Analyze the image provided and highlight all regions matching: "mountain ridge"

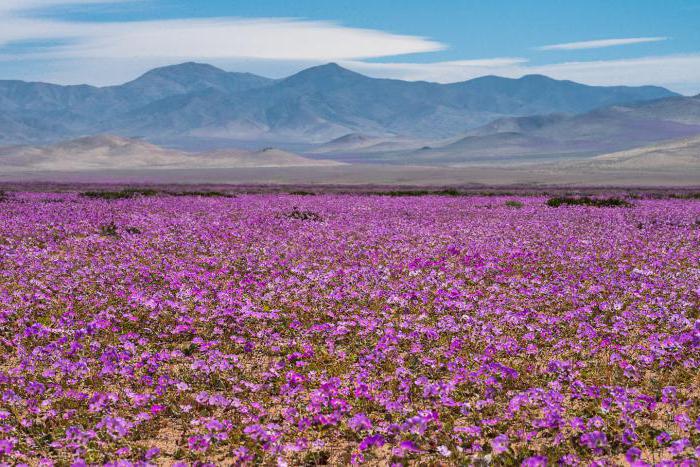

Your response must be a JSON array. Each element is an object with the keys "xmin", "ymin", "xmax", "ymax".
[{"xmin": 0, "ymin": 62, "xmax": 679, "ymax": 146}]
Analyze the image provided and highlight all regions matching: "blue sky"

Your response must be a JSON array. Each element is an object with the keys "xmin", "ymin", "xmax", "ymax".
[{"xmin": 1, "ymin": 0, "xmax": 700, "ymax": 93}]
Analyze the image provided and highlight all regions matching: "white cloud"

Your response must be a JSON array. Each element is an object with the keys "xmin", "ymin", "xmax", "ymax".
[
  {"xmin": 537, "ymin": 37, "xmax": 667, "ymax": 51},
  {"xmin": 0, "ymin": 2, "xmax": 444, "ymax": 61}
]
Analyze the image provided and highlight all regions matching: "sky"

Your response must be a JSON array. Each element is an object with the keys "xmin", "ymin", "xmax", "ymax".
[{"xmin": 1, "ymin": 0, "xmax": 700, "ymax": 94}]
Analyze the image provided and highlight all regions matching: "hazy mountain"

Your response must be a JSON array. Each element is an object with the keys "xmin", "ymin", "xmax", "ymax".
[
  {"xmin": 117, "ymin": 64, "xmax": 676, "ymax": 142},
  {"xmin": 580, "ymin": 134, "xmax": 700, "ymax": 169},
  {"xmin": 310, "ymin": 133, "xmax": 429, "ymax": 155},
  {"xmin": 0, "ymin": 135, "xmax": 340, "ymax": 171},
  {"xmin": 114, "ymin": 62, "xmax": 274, "ymax": 102},
  {"xmin": 0, "ymin": 63, "xmax": 274, "ymax": 144},
  {"xmin": 200, "ymin": 147, "xmax": 342, "ymax": 167},
  {"xmin": 0, "ymin": 135, "xmax": 188, "ymax": 170},
  {"xmin": 387, "ymin": 94, "xmax": 700, "ymax": 166},
  {"xmin": 0, "ymin": 62, "xmax": 678, "ymax": 145}
]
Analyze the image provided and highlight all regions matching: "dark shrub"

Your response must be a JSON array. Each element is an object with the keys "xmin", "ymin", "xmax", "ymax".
[
  {"xmin": 289, "ymin": 191, "xmax": 317, "ymax": 196},
  {"xmin": 546, "ymin": 196, "xmax": 632, "ymax": 208},
  {"xmin": 99, "ymin": 221, "xmax": 119, "ymax": 237},
  {"xmin": 170, "ymin": 191, "xmax": 233, "ymax": 198},
  {"xmin": 303, "ymin": 450, "xmax": 330, "ymax": 466},
  {"xmin": 285, "ymin": 207, "xmax": 323, "ymax": 221},
  {"xmin": 382, "ymin": 188, "xmax": 463, "ymax": 197},
  {"xmin": 81, "ymin": 188, "xmax": 159, "ymax": 200},
  {"xmin": 670, "ymin": 192, "xmax": 700, "ymax": 200}
]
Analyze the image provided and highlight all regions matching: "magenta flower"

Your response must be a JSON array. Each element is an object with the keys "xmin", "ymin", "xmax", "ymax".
[
  {"xmin": 491, "ymin": 434, "xmax": 509, "ymax": 454},
  {"xmin": 347, "ymin": 413, "xmax": 372, "ymax": 432},
  {"xmin": 522, "ymin": 455, "xmax": 547, "ymax": 466}
]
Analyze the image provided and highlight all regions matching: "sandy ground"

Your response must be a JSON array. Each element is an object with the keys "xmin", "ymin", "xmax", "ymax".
[{"xmin": 1, "ymin": 164, "xmax": 699, "ymax": 187}]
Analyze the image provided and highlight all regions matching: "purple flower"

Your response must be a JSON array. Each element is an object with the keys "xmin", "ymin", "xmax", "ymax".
[
  {"xmin": 669, "ymin": 438, "xmax": 690, "ymax": 456},
  {"xmin": 522, "ymin": 456, "xmax": 547, "ymax": 466},
  {"xmin": 359, "ymin": 434, "xmax": 385, "ymax": 451},
  {"xmin": 144, "ymin": 447, "xmax": 160, "ymax": 460},
  {"xmin": 674, "ymin": 413, "xmax": 691, "ymax": 432},
  {"xmin": 580, "ymin": 431, "xmax": 608, "ymax": 454},
  {"xmin": 625, "ymin": 447, "xmax": 641, "ymax": 463},
  {"xmin": 0, "ymin": 438, "xmax": 15, "ymax": 455},
  {"xmin": 393, "ymin": 440, "xmax": 421, "ymax": 457},
  {"xmin": 490, "ymin": 434, "xmax": 509, "ymax": 454},
  {"xmin": 347, "ymin": 413, "xmax": 372, "ymax": 432}
]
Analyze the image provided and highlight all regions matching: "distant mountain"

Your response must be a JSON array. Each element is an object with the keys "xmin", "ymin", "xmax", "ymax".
[
  {"xmin": 0, "ymin": 135, "xmax": 340, "ymax": 171},
  {"xmin": 310, "ymin": 133, "xmax": 428, "ymax": 155},
  {"xmin": 201, "ymin": 147, "xmax": 342, "ymax": 167},
  {"xmin": 0, "ymin": 135, "xmax": 188, "ymax": 170},
  {"xmin": 0, "ymin": 63, "xmax": 274, "ymax": 145},
  {"xmin": 384, "ymin": 94, "xmax": 700, "ymax": 166},
  {"xmin": 580, "ymin": 134, "xmax": 700, "ymax": 170},
  {"xmin": 0, "ymin": 62, "xmax": 678, "ymax": 146}
]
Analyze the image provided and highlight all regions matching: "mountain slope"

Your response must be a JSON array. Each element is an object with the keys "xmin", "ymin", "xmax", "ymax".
[
  {"xmin": 0, "ymin": 135, "xmax": 341, "ymax": 171},
  {"xmin": 0, "ymin": 62, "xmax": 679, "ymax": 145},
  {"xmin": 119, "ymin": 64, "xmax": 677, "ymax": 142},
  {"xmin": 389, "ymin": 94, "xmax": 700, "ymax": 166},
  {"xmin": 582, "ymin": 135, "xmax": 700, "ymax": 169}
]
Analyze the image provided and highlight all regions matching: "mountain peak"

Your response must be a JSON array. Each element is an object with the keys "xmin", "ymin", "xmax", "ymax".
[
  {"xmin": 285, "ymin": 62, "xmax": 366, "ymax": 83},
  {"xmin": 131, "ymin": 62, "xmax": 228, "ymax": 84},
  {"xmin": 518, "ymin": 74, "xmax": 557, "ymax": 82}
]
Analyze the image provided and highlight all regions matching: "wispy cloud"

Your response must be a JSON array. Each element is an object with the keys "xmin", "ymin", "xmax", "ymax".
[
  {"xmin": 0, "ymin": 2, "xmax": 445, "ymax": 62},
  {"xmin": 537, "ymin": 37, "xmax": 667, "ymax": 51}
]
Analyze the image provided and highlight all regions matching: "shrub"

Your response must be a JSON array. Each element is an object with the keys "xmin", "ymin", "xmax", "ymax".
[
  {"xmin": 670, "ymin": 192, "xmax": 700, "ymax": 200},
  {"xmin": 505, "ymin": 200, "xmax": 524, "ymax": 208},
  {"xmin": 170, "ymin": 191, "xmax": 233, "ymax": 198},
  {"xmin": 285, "ymin": 207, "xmax": 323, "ymax": 221},
  {"xmin": 99, "ymin": 221, "xmax": 119, "ymax": 237},
  {"xmin": 289, "ymin": 191, "xmax": 317, "ymax": 196},
  {"xmin": 381, "ymin": 189, "xmax": 463, "ymax": 197},
  {"xmin": 81, "ymin": 189, "xmax": 159, "ymax": 200},
  {"xmin": 546, "ymin": 196, "xmax": 631, "ymax": 208}
]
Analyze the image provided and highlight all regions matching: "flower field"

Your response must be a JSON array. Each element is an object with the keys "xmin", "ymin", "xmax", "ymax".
[{"xmin": 0, "ymin": 192, "xmax": 698, "ymax": 465}]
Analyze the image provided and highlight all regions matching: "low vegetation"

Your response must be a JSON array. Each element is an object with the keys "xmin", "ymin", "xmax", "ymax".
[
  {"xmin": 546, "ymin": 196, "xmax": 632, "ymax": 208},
  {"xmin": 169, "ymin": 190, "xmax": 233, "ymax": 198},
  {"xmin": 377, "ymin": 188, "xmax": 463, "ymax": 197},
  {"xmin": 284, "ymin": 206, "xmax": 324, "ymax": 221},
  {"xmin": 0, "ymin": 193, "xmax": 697, "ymax": 465},
  {"xmin": 81, "ymin": 188, "xmax": 159, "ymax": 200}
]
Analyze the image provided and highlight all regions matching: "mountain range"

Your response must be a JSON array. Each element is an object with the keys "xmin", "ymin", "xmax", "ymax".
[{"xmin": 0, "ymin": 62, "xmax": 678, "ymax": 146}]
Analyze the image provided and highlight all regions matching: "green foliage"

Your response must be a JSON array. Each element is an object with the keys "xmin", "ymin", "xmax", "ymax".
[{"xmin": 505, "ymin": 200, "xmax": 524, "ymax": 208}]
